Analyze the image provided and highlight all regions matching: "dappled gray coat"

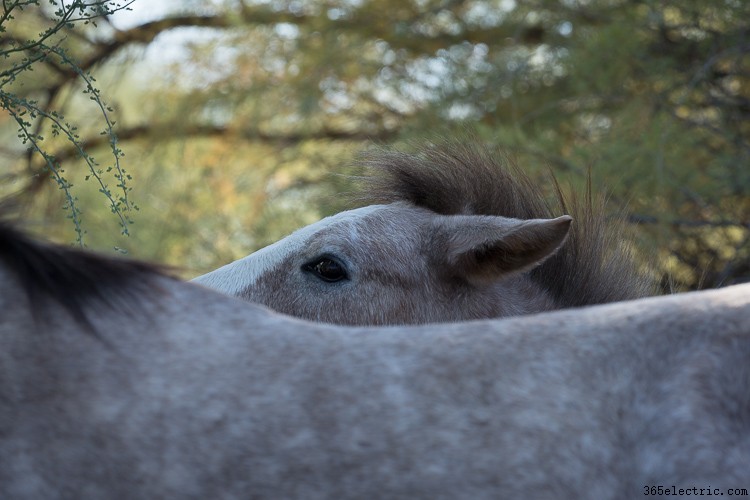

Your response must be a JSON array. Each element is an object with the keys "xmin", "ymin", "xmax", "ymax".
[{"xmin": 1, "ymin": 221, "xmax": 748, "ymax": 498}]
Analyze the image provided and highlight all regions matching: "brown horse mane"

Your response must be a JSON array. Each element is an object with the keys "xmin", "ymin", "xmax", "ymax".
[
  {"xmin": 353, "ymin": 139, "xmax": 653, "ymax": 308},
  {"xmin": 0, "ymin": 218, "xmax": 172, "ymax": 330}
]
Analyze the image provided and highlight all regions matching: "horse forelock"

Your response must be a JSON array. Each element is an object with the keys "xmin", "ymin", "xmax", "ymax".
[
  {"xmin": 0, "ymin": 220, "xmax": 171, "ymax": 331},
  {"xmin": 353, "ymin": 140, "xmax": 653, "ymax": 307}
]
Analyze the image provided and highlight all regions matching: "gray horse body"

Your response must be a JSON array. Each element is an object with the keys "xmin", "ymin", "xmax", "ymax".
[{"xmin": 1, "ymin": 223, "xmax": 748, "ymax": 498}]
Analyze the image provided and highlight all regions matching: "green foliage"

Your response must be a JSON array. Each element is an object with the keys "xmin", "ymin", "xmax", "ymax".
[
  {"xmin": 0, "ymin": 0, "xmax": 134, "ymax": 245},
  {"xmin": 2, "ymin": 0, "xmax": 748, "ymax": 289}
]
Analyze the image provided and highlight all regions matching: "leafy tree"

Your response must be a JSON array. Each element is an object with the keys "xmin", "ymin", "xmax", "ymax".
[
  {"xmin": 0, "ymin": 0, "xmax": 135, "ymax": 245},
  {"xmin": 2, "ymin": 0, "xmax": 748, "ymax": 289}
]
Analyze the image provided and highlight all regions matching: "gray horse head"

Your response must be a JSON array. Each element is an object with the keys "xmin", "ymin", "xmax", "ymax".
[
  {"xmin": 194, "ymin": 141, "xmax": 651, "ymax": 324},
  {"xmin": 194, "ymin": 202, "xmax": 572, "ymax": 324}
]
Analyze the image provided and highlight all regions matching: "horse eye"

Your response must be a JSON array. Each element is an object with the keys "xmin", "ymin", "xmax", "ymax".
[{"xmin": 302, "ymin": 256, "xmax": 348, "ymax": 283}]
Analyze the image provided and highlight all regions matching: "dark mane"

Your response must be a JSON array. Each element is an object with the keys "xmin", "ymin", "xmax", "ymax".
[
  {"xmin": 353, "ymin": 140, "xmax": 653, "ymax": 308},
  {"xmin": 0, "ymin": 220, "xmax": 173, "ymax": 329}
]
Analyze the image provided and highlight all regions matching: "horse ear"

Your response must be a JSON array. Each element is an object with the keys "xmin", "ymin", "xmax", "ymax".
[{"xmin": 431, "ymin": 214, "xmax": 572, "ymax": 284}]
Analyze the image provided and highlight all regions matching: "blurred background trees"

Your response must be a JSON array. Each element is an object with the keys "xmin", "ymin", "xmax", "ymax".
[{"xmin": 1, "ymin": 0, "xmax": 748, "ymax": 290}]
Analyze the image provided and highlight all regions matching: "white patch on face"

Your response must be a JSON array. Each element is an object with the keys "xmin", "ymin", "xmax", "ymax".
[{"xmin": 191, "ymin": 205, "xmax": 387, "ymax": 296}]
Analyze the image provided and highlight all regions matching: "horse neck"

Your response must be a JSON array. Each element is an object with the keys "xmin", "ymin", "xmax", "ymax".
[{"xmin": 483, "ymin": 274, "xmax": 559, "ymax": 318}]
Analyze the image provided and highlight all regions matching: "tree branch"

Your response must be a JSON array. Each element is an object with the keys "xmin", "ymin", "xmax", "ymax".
[{"xmin": 22, "ymin": 123, "xmax": 399, "ymax": 182}]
